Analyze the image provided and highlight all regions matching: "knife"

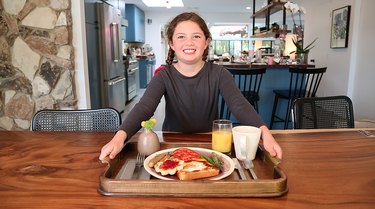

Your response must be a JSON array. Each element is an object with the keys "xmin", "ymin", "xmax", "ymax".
[
  {"xmin": 232, "ymin": 158, "xmax": 247, "ymax": 180},
  {"xmin": 244, "ymin": 159, "xmax": 258, "ymax": 180}
]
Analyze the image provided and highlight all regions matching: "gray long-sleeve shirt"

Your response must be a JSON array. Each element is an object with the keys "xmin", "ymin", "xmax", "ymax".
[{"xmin": 120, "ymin": 62, "xmax": 265, "ymax": 138}]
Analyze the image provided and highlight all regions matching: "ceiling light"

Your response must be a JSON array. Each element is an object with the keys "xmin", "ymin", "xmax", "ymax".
[{"xmin": 142, "ymin": 0, "xmax": 184, "ymax": 8}]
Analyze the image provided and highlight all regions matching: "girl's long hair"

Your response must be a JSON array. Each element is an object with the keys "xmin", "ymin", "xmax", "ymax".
[{"xmin": 165, "ymin": 12, "xmax": 212, "ymax": 65}]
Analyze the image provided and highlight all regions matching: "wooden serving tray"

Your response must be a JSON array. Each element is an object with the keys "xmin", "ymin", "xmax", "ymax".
[{"xmin": 98, "ymin": 142, "xmax": 288, "ymax": 197}]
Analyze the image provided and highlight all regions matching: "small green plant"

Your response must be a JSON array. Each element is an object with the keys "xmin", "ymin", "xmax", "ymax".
[
  {"xmin": 141, "ymin": 118, "xmax": 157, "ymax": 130},
  {"xmin": 290, "ymin": 37, "xmax": 317, "ymax": 54}
]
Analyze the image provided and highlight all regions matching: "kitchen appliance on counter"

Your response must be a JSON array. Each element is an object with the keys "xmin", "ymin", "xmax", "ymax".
[
  {"xmin": 125, "ymin": 59, "xmax": 138, "ymax": 102},
  {"xmin": 93, "ymin": 2, "xmax": 127, "ymax": 113}
]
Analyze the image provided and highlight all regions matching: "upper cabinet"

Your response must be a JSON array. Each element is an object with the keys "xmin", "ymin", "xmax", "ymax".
[
  {"xmin": 102, "ymin": 0, "xmax": 120, "ymax": 9},
  {"xmin": 118, "ymin": 0, "xmax": 125, "ymax": 17},
  {"xmin": 101, "ymin": 0, "xmax": 126, "ymax": 17},
  {"xmin": 125, "ymin": 4, "xmax": 145, "ymax": 43},
  {"xmin": 251, "ymin": 0, "xmax": 290, "ymax": 38}
]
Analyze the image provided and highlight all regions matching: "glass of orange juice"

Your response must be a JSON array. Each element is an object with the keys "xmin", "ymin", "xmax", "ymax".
[{"xmin": 212, "ymin": 119, "xmax": 233, "ymax": 155}]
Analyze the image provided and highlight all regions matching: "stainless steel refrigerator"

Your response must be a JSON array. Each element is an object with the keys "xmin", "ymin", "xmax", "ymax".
[{"xmin": 95, "ymin": 2, "xmax": 127, "ymax": 113}]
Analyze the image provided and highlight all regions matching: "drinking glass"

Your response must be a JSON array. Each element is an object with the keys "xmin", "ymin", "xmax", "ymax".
[{"xmin": 212, "ymin": 119, "xmax": 233, "ymax": 155}]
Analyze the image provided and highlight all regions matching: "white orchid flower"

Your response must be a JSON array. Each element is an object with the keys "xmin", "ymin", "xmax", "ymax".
[
  {"xmin": 284, "ymin": 1, "xmax": 306, "ymax": 29},
  {"xmin": 284, "ymin": 1, "xmax": 292, "ymax": 10},
  {"xmin": 290, "ymin": 4, "xmax": 300, "ymax": 13}
]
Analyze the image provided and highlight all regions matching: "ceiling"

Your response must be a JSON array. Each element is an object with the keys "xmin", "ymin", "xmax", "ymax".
[{"xmin": 124, "ymin": 0, "xmax": 254, "ymax": 13}]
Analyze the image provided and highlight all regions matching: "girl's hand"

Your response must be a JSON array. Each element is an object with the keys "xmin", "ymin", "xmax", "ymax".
[
  {"xmin": 259, "ymin": 126, "xmax": 283, "ymax": 159},
  {"xmin": 99, "ymin": 130, "xmax": 127, "ymax": 162}
]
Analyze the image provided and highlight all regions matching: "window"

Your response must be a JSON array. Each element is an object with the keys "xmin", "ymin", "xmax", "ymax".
[
  {"xmin": 210, "ymin": 24, "xmax": 251, "ymax": 56},
  {"xmin": 209, "ymin": 24, "xmax": 277, "ymax": 57},
  {"xmin": 210, "ymin": 25, "xmax": 249, "ymax": 39}
]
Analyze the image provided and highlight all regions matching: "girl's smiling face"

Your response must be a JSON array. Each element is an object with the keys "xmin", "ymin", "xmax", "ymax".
[{"xmin": 169, "ymin": 20, "xmax": 210, "ymax": 65}]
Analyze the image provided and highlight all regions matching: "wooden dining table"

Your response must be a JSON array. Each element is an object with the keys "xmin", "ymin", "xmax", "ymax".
[{"xmin": 1, "ymin": 129, "xmax": 374, "ymax": 209}]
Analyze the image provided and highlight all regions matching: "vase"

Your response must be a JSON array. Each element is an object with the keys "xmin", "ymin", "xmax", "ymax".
[
  {"xmin": 296, "ymin": 53, "xmax": 308, "ymax": 64},
  {"xmin": 137, "ymin": 129, "xmax": 160, "ymax": 156}
]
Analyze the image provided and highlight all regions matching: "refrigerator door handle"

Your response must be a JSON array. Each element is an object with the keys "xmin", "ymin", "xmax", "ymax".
[
  {"xmin": 128, "ymin": 67, "xmax": 138, "ymax": 75},
  {"xmin": 108, "ymin": 77, "xmax": 125, "ymax": 86},
  {"xmin": 110, "ymin": 22, "xmax": 120, "ymax": 63}
]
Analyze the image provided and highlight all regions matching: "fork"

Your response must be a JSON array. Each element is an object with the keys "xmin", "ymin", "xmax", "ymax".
[{"xmin": 132, "ymin": 153, "xmax": 145, "ymax": 179}]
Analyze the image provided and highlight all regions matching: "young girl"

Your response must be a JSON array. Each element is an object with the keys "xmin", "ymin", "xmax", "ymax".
[{"xmin": 99, "ymin": 12, "xmax": 282, "ymax": 161}]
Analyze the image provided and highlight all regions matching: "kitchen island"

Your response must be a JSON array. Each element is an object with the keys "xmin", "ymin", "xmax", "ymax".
[
  {"xmin": 215, "ymin": 62, "xmax": 316, "ymax": 129},
  {"xmin": 216, "ymin": 61, "xmax": 314, "ymax": 69}
]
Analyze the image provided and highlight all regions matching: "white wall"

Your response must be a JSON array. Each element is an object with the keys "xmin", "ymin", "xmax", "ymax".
[
  {"xmin": 72, "ymin": 0, "xmax": 91, "ymax": 109},
  {"xmin": 303, "ymin": 0, "xmax": 352, "ymax": 96},
  {"xmin": 304, "ymin": 0, "xmax": 375, "ymax": 121},
  {"xmin": 350, "ymin": 0, "xmax": 375, "ymax": 120}
]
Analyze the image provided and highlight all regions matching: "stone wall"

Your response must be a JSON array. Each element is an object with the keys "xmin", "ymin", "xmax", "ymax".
[{"xmin": 0, "ymin": 0, "xmax": 76, "ymax": 130}]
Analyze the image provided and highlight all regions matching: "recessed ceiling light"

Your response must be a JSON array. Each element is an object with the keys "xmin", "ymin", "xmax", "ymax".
[
  {"xmin": 246, "ymin": 6, "xmax": 251, "ymax": 10},
  {"xmin": 142, "ymin": 0, "xmax": 184, "ymax": 8}
]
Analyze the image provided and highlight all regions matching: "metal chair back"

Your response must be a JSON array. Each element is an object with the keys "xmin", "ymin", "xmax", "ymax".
[
  {"xmin": 292, "ymin": 95, "xmax": 354, "ymax": 129},
  {"xmin": 32, "ymin": 108, "xmax": 121, "ymax": 132}
]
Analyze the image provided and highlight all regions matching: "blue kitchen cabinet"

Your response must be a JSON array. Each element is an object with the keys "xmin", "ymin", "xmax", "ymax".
[
  {"xmin": 125, "ymin": 4, "xmax": 145, "ymax": 43},
  {"xmin": 138, "ymin": 59, "xmax": 148, "ymax": 88},
  {"xmin": 138, "ymin": 57, "xmax": 155, "ymax": 88}
]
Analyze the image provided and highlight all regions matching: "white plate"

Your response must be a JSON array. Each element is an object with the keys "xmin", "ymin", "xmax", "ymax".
[{"xmin": 144, "ymin": 147, "xmax": 235, "ymax": 180}]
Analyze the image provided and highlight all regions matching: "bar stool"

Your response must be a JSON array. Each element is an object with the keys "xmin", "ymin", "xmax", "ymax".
[
  {"xmin": 220, "ymin": 67, "xmax": 266, "ymax": 120},
  {"xmin": 269, "ymin": 67, "xmax": 327, "ymax": 129}
]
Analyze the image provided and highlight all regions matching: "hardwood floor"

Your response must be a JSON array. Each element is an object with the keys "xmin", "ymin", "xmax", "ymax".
[{"xmin": 121, "ymin": 89, "xmax": 165, "ymax": 131}]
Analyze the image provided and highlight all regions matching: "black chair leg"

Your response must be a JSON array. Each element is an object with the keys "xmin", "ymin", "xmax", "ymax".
[
  {"xmin": 219, "ymin": 97, "xmax": 225, "ymax": 119},
  {"xmin": 254, "ymin": 101, "xmax": 259, "ymax": 112},
  {"xmin": 284, "ymin": 99, "xmax": 292, "ymax": 129},
  {"xmin": 270, "ymin": 94, "xmax": 279, "ymax": 129},
  {"xmin": 226, "ymin": 111, "xmax": 231, "ymax": 120}
]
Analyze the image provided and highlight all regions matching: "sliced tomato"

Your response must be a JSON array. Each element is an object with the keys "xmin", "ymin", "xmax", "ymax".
[
  {"xmin": 173, "ymin": 148, "xmax": 201, "ymax": 161},
  {"xmin": 160, "ymin": 159, "xmax": 179, "ymax": 170}
]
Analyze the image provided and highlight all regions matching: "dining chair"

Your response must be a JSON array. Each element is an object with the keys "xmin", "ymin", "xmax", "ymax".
[
  {"xmin": 269, "ymin": 67, "xmax": 327, "ymax": 129},
  {"xmin": 32, "ymin": 108, "xmax": 121, "ymax": 132},
  {"xmin": 292, "ymin": 95, "xmax": 354, "ymax": 129},
  {"xmin": 220, "ymin": 67, "xmax": 266, "ymax": 121}
]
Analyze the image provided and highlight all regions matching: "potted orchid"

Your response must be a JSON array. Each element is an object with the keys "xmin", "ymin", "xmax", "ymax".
[
  {"xmin": 290, "ymin": 37, "xmax": 317, "ymax": 64},
  {"xmin": 290, "ymin": 37, "xmax": 317, "ymax": 55},
  {"xmin": 284, "ymin": 1, "xmax": 317, "ymax": 64},
  {"xmin": 284, "ymin": 1, "xmax": 306, "ymax": 40}
]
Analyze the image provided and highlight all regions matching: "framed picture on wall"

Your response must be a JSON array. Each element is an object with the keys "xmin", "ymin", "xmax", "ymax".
[{"xmin": 330, "ymin": 5, "xmax": 351, "ymax": 48}]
